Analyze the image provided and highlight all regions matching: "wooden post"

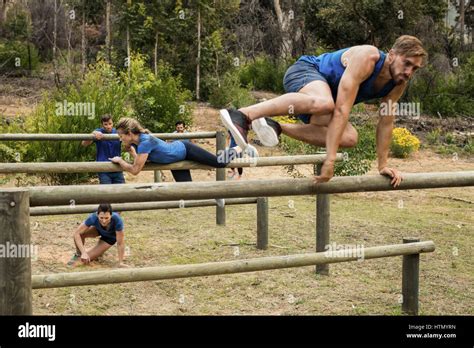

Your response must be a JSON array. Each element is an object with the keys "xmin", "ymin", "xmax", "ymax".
[
  {"xmin": 0, "ymin": 189, "xmax": 32, "ymax": 315},
  {"xmin": 402, "ymin": 237, "xmax": 420, "ymax": 315},
  {"xmin": 315, "ymin": 164, "xmax": 330, "ymax": 275},
  {"xmin": 154, "ymin": 170, "xmax": 162, "ymax": 183},
  {"xmin": 216, "ymin": 130, "xmax": 226, "ymax": 225},
  {"xmin": 256, "ymin": 197, "xmax": 269, "ymax": 250}
]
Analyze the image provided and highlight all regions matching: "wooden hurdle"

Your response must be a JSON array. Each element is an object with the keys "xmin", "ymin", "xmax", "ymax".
[
  {"xmin": 0, "ymin": 186, "xmax": 434, "ymax": 315},
  {"xmin": 30, "ymin": 239, "xmax": 434, "ymax": 317},
  {"xmin": 1, "ymin": 170, "xmax": 472, "ymax": 315},
  {"xmin": 0, "ymin": 154, "xmax": 339, "ymax": 173}
]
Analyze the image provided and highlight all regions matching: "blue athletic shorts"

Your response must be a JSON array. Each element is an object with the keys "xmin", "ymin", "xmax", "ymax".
[{"xmin": 283, "ymin": 60, "xmax": 328, "ymax": 124}]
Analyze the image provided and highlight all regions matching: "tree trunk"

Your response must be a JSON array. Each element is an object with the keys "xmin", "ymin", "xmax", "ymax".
[
  {"xmin": 0, "ymin": 0, "xmax": 8, "ymax": 29},
  {"xmin": 126, "ymin": 0, "xmax": 131, "ymax": 77},
  {"xmin": 27, "ymin": 42, "xmax": 31, "ymax": 75},
  {"xmin": 215, "ymin": 50, "xmax": 220, "ymax": 88},
  {"xmin": 64, "ymin": 3, "xmax": 72, "ymax": 70},
  {"xmin": 273, "ymin": 0, "xmax": 292, "ymax": 59},
  {"xmin": 196, "ymin": 6, "xmax": 201, "ymax": 101},
  {"xmin": 81, "ymin": 1, "xmax": 86, "ymax": 76},
  {"xmin": 105, "ymin": 0, "xmax": 111, "ymax": 63},
  {"xmin": 53, "ymin": 0, "xmax": 60, "ymax": 86},
  {"xmin": 154, "ymin": 30, "xmax": 158, "ymax": 76},
  {"xmin": 460, "ymin": 0, "xmax": 466, "ymax": 50}
]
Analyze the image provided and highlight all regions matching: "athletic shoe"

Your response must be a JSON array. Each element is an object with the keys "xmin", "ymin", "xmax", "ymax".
[
  {"xmin": 219, "ymin": 109, "xmax": 251, "ymax": 151},
  {"xmin": 251, "ymin": 117, "xmax": 281, "ymax": 147},
  {"xmin": 265, "ymin": 117, "xmax": 282, "ymax": 136}
]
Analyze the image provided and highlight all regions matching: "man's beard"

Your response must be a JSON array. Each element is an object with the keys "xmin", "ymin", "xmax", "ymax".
[{"xmin": 389, "ymin": 62, "xmax": 405, "ymax": 85}]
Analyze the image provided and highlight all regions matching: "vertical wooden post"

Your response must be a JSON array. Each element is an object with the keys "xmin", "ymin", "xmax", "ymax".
[
  {"xmin": 256, "ymin": 197, "xmax": 269, "ymax": 250},
  {"xmin": 315, "ymin": 164, "xmax": 330, "ymax": 275},
  {"xmin": 154, "ymin": 170, "xmax": 162, "ymax": 183},
  {"xmin": 402, "ymin": 237, "xmax": 420, "ymax": 315},
  {"xmin": 216, "ymin": 131, "xmax": 226, "ymax": 225},
  {"xmin": 0, "ymin": 189, "xmax": 32, "ymax": 315}
]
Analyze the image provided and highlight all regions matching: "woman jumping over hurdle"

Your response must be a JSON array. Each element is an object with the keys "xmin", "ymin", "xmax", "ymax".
[{"xmin": 110, "ymin": 117, "xmax": 235, "ymax": 182}]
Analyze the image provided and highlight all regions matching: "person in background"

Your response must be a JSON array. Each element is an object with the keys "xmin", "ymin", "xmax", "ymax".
[
  {"xmin": 81, "ymin": 114, "xmax": 125, "ymax": 184},
  {"xmin": 173, "ymin": 120, "xmax": 194, "ymax": 144}
]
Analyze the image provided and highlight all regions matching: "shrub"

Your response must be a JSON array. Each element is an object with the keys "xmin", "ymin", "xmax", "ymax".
[
  {"xmin": 21, "ymin": 55, "xmax": 194, "ymax": 185},
  {"xmin": 239, "ymin": 55, "xmax": 289, "ymax": 93},
  {"xmin": 0, "ymin": 117, "xmax": 28, "ymax": 162},
  {"xmin": 407, "ymin": 55, "xmax": 474, "ymax": 117},
  {"xmin": 390, "ymin": 127, "xmax": 420, "ymax": 158},
  {"xmin": 124, "ymin": 54, "xmax": 193, "ymax": 132},
  {"xmin": 0, "ymin": 40, "xmax": 39, "ymax": 75},
  {"xmin": 279, "ymin": 123, "xmax": 377, "ymax": 177},
  {"xmin": 426, "ymin": 128, "xmax": 441, "ymax": 145},
  {"xmin": 334, "ymin": 124, "xmax": 377, "ymax": 176},
  {"xmin": 208, "ymin": 70, "xmax": 256, "ymax": 109},
  {"xmin": 24, "ymin": 59, "xmax": 130, "ymax": 185}
]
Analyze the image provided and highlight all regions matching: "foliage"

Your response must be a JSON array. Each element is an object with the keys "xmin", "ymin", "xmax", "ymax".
[
  {"xmin": 0, "ymin": 40, "xmax": 39, "ymax": 75},
  {"xmin": 280, "ymin": 122, "xmax": 377, "ymax": 176},
  {"xmin": 334, "ymin": 124, "xmax": 377, "ymax": 176},
  {"xmin": 239, "ymin": 55, "xmax": 289, "ymax": 93},
  {"xmin": 124, "ymin": 54, "xmax": 193, "ymax": 132},
  {"xmin": 390, "ymin": 127, "xmax": 420, "ymax": 158},
  {"xmin": 208, "ymin": 70, "xmax": 255, "ymax": 109}
]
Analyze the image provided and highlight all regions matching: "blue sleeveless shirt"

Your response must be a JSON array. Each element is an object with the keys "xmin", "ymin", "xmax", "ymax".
[{"xmin": 298, "ymin": 48, "xmax": 396, "ymax": 104}]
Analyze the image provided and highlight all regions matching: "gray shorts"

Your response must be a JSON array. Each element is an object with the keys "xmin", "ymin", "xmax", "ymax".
[{"xmin": 283, "ymin": 60, "xmax": 328, "ymax": 124}]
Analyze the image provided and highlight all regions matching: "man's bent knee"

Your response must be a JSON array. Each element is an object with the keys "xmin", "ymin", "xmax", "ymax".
[
  {"xmin": 340, "ymin": 130, "xmax": 358, "ymax": 148},
  {"xmin": 306, "ymin": 96, "xmax": 334, "ymax": 115}
]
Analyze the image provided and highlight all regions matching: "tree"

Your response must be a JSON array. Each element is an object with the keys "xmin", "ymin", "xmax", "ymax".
[{"xmin": 304, "ymin": 0, "xmax": 447, "ymax": 50}]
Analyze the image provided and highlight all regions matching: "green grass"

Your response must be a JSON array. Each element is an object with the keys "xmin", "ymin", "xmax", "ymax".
[{"xmin": 31, "ymin": 187, "xmax": 473, "ymax": 315}]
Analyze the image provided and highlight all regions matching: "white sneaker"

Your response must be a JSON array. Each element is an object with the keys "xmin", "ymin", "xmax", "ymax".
[{"xmin": 252, "ymin": 118, "xmax": 279, "ymax": 147}]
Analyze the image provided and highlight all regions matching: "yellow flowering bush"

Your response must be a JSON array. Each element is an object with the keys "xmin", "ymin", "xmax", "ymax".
[
  {"xmin": 273, "ymin": 115, "xmax": 298, "ymax": 124},
  {"xmin": 391, "ymin": 127, "xmax": 420, "ymax": 158}
]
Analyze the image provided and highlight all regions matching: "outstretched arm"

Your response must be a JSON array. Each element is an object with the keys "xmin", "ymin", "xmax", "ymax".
[{"xmin": 377, "ymin": 83, "xmax": 407, "ymax": 187}]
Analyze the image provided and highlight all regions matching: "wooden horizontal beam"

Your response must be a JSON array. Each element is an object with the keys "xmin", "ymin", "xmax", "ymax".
[
  {"xmin": 0, "ymin": 154, "xmax": 338, "ymax": 173},
  {"xmin": 29, "ymin": 198, "xmax": 258, "ymax": 216},
  {"xmin": 0, "ymin": 132, "xmax": 217, "ymax": 141},
  {"xmin": 31, "ymin": 241, "xmax": 435, "ymax": 289},
  {"xmin": 22, "ymin": 171, "xmax": 474, "ymax": 206}
]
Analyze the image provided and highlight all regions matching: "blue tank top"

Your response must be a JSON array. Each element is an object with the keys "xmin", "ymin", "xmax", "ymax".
[{"xmin": 298, "ymin": 48, "xmax": 396, "ymax": 104}]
